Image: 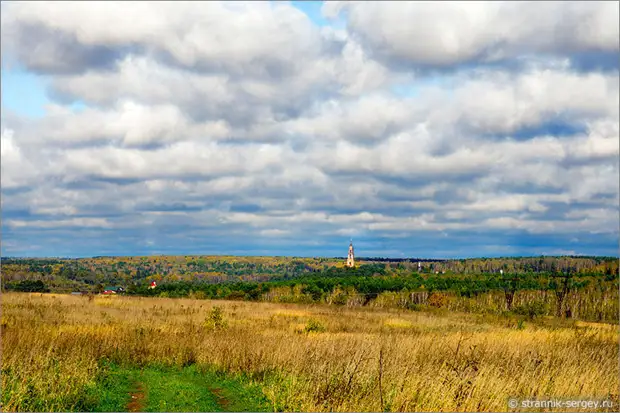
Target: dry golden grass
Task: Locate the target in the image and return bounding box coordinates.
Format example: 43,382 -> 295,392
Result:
2,292 -> 618,412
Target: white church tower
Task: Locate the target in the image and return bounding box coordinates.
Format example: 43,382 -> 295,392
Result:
346,240 -> 355,268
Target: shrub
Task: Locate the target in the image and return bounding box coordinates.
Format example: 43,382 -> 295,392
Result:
427,292 -> 451,308
193,291 -> 207,300
204,306 -> 227,330
304,319 -> 326,333
10,280 -> 50,293
226,291 -> 246,301
406,303 -> 424,311
513,301 -> 547,320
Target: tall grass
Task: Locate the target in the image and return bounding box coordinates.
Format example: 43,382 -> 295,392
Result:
263,285 -> 619,323
2,293 -> 618,412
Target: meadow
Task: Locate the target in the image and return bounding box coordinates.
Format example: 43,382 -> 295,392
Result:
2,292 -> 618,412
4,256 -> 618,325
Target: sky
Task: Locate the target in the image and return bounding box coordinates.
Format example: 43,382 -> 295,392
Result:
1,1 -> 619,259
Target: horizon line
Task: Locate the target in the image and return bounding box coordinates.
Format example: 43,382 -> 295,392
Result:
2,254 -> 618,260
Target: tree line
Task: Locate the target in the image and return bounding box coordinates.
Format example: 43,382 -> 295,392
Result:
4,258 -> 616,322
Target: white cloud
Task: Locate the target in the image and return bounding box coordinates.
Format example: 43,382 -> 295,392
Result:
1,127 -> 40,189
2,1 -> 322,75
326,1 -> 619,68
6,217 -> 112,229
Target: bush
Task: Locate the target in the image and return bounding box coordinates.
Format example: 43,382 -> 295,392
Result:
427,292 -> 451,308
301,285 -> 323,302
190,291 -> 206,300
513,301 -> 547,320
304,319 -> 326,333
204,306 -> 227,330
226,291 -> 246,301
406,303 -> 424,311
10,280 -> 50,293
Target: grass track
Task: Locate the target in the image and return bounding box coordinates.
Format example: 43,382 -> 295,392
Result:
90,362 -> 270,412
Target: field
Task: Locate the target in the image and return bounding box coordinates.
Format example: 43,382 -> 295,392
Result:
2,292 -> 618,412
4,256 -> 619,325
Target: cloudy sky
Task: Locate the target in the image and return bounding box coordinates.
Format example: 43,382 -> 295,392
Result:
1,1 -> 619,258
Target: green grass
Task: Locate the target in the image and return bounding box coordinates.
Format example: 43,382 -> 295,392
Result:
88,361 -> 271,412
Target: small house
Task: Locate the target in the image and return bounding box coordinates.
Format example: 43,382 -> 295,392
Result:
102,286 -> 125,295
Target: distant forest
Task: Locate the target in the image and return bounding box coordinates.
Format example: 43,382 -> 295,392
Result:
3,255 -> 618,322
2,254 -> 617,292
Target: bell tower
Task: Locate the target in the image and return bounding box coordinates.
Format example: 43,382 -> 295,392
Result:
346,239 -> 355,268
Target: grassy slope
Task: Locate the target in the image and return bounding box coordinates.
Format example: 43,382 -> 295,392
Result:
90,362 -> 270,412
3,293 -> 618,412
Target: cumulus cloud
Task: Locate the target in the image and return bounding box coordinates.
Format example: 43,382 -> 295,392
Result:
324,1 -> 619,70
1,1 -> 618,257
2,2 -> 321,75
1,127 -> 42,189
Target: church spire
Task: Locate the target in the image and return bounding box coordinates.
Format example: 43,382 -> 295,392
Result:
346,239 -> 355,268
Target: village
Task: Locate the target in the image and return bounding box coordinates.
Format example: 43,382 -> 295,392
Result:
71,241 -> 358,296
71,281 -> 157,296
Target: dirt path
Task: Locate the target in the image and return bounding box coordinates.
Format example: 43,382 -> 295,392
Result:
210,387 -> 232,411
93,363 -> 269,412
126,382 -> 146,412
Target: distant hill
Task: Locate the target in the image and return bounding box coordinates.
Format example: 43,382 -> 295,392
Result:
1,255 -> 617,294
